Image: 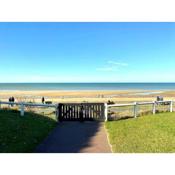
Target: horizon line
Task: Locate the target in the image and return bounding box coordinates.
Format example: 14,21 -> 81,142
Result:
0,82 -> 175,84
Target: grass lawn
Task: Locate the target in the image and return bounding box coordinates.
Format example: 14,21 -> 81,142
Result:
106,112 -> 175,153
0,109 -> 57,153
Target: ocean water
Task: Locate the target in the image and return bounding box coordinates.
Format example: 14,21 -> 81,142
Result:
0,83 -> 175,91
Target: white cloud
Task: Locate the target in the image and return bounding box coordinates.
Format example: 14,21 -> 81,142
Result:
96,60 -> 128,72
108,61 -> 128,66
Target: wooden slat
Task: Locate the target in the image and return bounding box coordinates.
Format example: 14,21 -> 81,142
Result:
94,105 -> 96,119
100,104 -> 103,118
87,104 -> 91,118
63,105 -> 66,119
101,104 -> 105,119
72,105 -> 74,119
99,104 -> 101,119
74,105 -> 76,119
64,105 -> 66,119
61,104 -> 63,119
89,105 -> 91,119
77,105 -> 79,119
100,104 -> 102,118
58,103 -> 105,121
68,105 -> 71,119
68,105 -> 70,119
92,105 -> 94,119
66,105 -> 68,119
93,105 -> 96,119
84,104 -> 87,119
96,104 -> 99,118
62,104 -> 65,119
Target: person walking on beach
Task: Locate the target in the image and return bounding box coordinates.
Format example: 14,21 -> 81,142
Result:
42,97 -> 45,104
11,96 -> 15,102
8,97 -> 11,107
9,97 -> 11,103
9,97 -> 14,107
11,96 -> 15,106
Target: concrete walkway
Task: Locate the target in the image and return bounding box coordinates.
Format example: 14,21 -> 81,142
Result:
35,121 -> 111,153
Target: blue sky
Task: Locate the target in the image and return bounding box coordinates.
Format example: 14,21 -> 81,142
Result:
0,22 -> 175,83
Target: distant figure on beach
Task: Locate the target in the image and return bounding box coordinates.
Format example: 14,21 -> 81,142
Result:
42,97 -> 45,104
9,97 -> 12,107
107,100 -> 115,105
9,97 -> 15,107
11,97 -> 15,106
9,97 -> 12,103
11,96 -> 15,102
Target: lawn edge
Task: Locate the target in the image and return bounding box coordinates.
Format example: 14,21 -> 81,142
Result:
104,122 -> 113,153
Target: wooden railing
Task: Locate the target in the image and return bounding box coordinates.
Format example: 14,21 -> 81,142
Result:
106,100 -> 173,121
0,100 -> 174,122
0,101 -> 57,117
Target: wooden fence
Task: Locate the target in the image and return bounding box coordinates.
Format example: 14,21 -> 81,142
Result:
0,101 -> 57,117
0,101 -> 105,121
0,100 -> 174,122
106,100 -> 173,121
58,103 -> 105,121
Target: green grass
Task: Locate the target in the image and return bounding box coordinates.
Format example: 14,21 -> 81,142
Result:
106,112 -> 175,153
0,109 -> 57,153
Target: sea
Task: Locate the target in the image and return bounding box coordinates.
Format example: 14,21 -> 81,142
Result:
0,83 -> 175,91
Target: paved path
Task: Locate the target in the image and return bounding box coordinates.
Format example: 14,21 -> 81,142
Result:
35,122 -> 111,153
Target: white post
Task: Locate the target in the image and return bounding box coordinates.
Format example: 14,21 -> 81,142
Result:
55,104 -> 59,121
152,101 -> 156,114
0,101 -> 1,109
104,103 -> 108,122
20,103 -> 24,116
134,102 -> 137,118
170,100 -> 173,112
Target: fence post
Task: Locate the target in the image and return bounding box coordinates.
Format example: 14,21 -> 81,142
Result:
104,103 -> 108,121
20,103 -> 24,116
134,102 -> 137,118
152,101 -> 156,114
170,100 -> 173,112
0,101 -> 1,109
55,104 -> 59,121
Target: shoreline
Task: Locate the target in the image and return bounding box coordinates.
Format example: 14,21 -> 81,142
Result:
0,89 -> 155,92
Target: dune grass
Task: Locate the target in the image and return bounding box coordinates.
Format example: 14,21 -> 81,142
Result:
0,109 -> 57,153
106,112 -> 175,153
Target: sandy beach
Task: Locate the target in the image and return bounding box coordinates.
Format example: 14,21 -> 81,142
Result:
0,90 -> 174,103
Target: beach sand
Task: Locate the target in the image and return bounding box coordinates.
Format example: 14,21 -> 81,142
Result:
0,90 -> 174,103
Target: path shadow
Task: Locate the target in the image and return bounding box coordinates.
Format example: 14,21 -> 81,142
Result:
0,109 -> 57,153
35,121 -> 103,153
